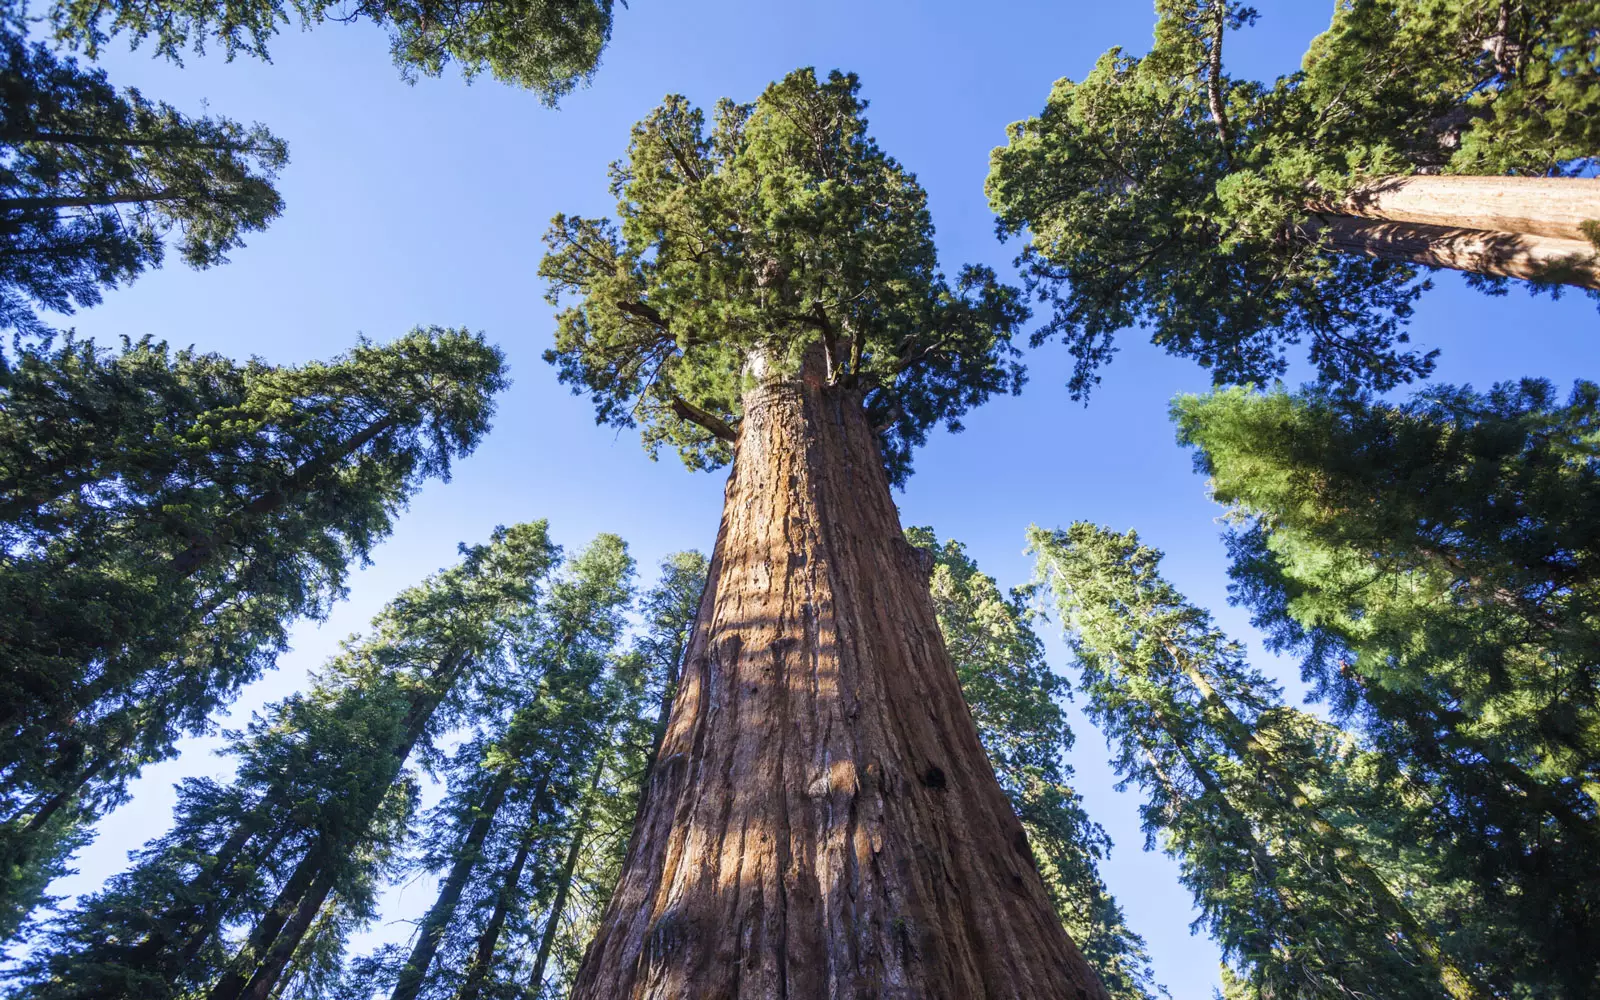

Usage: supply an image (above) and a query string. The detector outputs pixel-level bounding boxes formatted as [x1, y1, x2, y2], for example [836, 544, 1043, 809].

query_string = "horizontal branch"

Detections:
[1315, 175, 1600, 244]
[669, 396, 737, 443]
[1305, 215, 1600, 290]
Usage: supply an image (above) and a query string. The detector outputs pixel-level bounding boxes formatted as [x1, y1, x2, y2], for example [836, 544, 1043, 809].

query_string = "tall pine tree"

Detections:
[343, 533, 638, 1000]
[0, 326, 507, 938]
[540, 67, 1110, 998]
[1175, 380, 1600, 995]
[0, 14, 287, 337]
[908, 526, 1159, 1000]
[13, 520, 560, 1000]
[1031, 522, 1484, 1000]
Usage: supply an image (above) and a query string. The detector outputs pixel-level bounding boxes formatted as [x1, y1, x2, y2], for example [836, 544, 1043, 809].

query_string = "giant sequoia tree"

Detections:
[987, 0, 1600, 396]
[539, 68, 1109, 998]
[0, 326, 506, 932]
[0, 15, 287, 336]
[1175, 380, 1600, 994]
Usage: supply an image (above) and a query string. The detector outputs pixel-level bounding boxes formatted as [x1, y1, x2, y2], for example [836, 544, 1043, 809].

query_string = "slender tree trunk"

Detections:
[1306, 175, 1600, 289]
[7, 749, 111, 836]
[1168, 648, 1480, 1000]
[528, 761, 605, 993]
[168, 817, 292, 971]
[570, 353, 1108, 1000]
[207, 661, 458, 1000]
[455, 819, 541, 1000]
[388, 771, 514, 1000]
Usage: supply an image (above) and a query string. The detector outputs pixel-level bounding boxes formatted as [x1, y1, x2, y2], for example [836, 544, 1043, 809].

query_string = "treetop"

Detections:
[540, 68, 1029, 486]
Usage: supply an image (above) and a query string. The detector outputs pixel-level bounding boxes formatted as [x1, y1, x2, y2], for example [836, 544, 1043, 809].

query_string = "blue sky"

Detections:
[35, 1, 1600, 995]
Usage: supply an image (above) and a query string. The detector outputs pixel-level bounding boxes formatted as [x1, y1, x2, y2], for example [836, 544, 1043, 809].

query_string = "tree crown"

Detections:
[541, 68, 1028, 485]
[987, 0, 1599, 396]
[42, 0, 618, 101]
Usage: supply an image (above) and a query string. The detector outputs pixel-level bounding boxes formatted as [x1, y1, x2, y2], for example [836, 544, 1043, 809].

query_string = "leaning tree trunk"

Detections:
[569, 355, 1108, 1000]
[1308, 174, 1600, 289]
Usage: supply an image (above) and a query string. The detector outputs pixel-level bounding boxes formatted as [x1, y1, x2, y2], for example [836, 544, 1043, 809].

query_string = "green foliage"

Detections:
[44, 0, 618, 100]
[908, 526, 1159, 1000]
[12, 521, 560, 1000]
[540, 67, 1028, 486]
[0, 14, 287, 337]
[1176, 381, 1600, 995]
[1030, 522, 1477, 999]
[0, 326, 507, 934]
[987, 0, 1600, 395]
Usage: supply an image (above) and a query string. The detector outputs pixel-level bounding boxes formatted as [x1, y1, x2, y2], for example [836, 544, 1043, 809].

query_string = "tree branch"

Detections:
[1205, 2, 1232, 152]
[669, 396, 737, 443]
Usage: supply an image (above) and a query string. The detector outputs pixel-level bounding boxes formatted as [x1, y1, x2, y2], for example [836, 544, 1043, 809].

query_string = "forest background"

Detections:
[15, 0, 1597, 996]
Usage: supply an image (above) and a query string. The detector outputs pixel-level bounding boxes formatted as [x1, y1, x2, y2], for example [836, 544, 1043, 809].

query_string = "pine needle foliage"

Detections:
[42, 0, 619, 101]
[1175, 381, 1600, 996]
[0, 13, 287, 337]
[0, 326, 507, 934]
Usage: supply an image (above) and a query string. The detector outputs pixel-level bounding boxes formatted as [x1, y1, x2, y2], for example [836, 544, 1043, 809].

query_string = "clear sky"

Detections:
[35, 1, 1599, 996]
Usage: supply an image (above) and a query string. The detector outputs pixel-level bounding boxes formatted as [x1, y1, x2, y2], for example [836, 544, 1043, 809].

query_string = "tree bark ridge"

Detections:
[569, 357, 1108, 1000]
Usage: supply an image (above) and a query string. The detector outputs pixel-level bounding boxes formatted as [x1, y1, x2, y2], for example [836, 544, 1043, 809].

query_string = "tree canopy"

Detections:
[987, 0, 1600, 397]
[540, 67, 1028, 485]
[0, 16, 287, 337]
[1175, 381, 1600, 995]
[0, 326, 507, 934]
[45, 0, 620, 100]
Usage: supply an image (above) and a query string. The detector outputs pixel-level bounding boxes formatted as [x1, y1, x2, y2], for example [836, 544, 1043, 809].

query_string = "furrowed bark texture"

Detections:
[1303, 174, 1600, 290]
[1310, 215, 1600, 289]
[570, 364, 1108, 1000]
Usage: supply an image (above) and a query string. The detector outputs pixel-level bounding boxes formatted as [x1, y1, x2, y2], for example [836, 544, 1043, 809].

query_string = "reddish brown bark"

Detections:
[570, 356, 1108, 1000]
[1305, 174, 1600, 290]
[1330, 175, 1600, 243]
[1309, 215, 1600, 289]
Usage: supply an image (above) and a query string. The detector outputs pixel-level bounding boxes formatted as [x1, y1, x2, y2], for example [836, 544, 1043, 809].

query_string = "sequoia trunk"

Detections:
[1307, 174, 1600, 290]
[569, 359, 1108, 1000]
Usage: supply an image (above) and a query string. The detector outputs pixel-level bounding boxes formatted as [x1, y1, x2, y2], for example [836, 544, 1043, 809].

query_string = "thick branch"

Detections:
[669, 396, 737, 443]
[1318, 175, 1600, 243]
[616, 299, 671, 330]
[1305, 215, 1600, 290]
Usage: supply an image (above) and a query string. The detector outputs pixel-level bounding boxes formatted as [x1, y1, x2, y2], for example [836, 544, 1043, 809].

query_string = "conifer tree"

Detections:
[0, 330, 507, 938]
[12, 521, 560, 1000]
[0, 14, 288, 337]
[541, 67, 1110, 998]
[344, 534, 636, 1000]
[1175, 380, 1600, 995]
[908, 526, 1159, 1000]
[1030, 522, 1482, 1000]
[987, 0, 1600, 396]
[45, 0, 621, 101]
